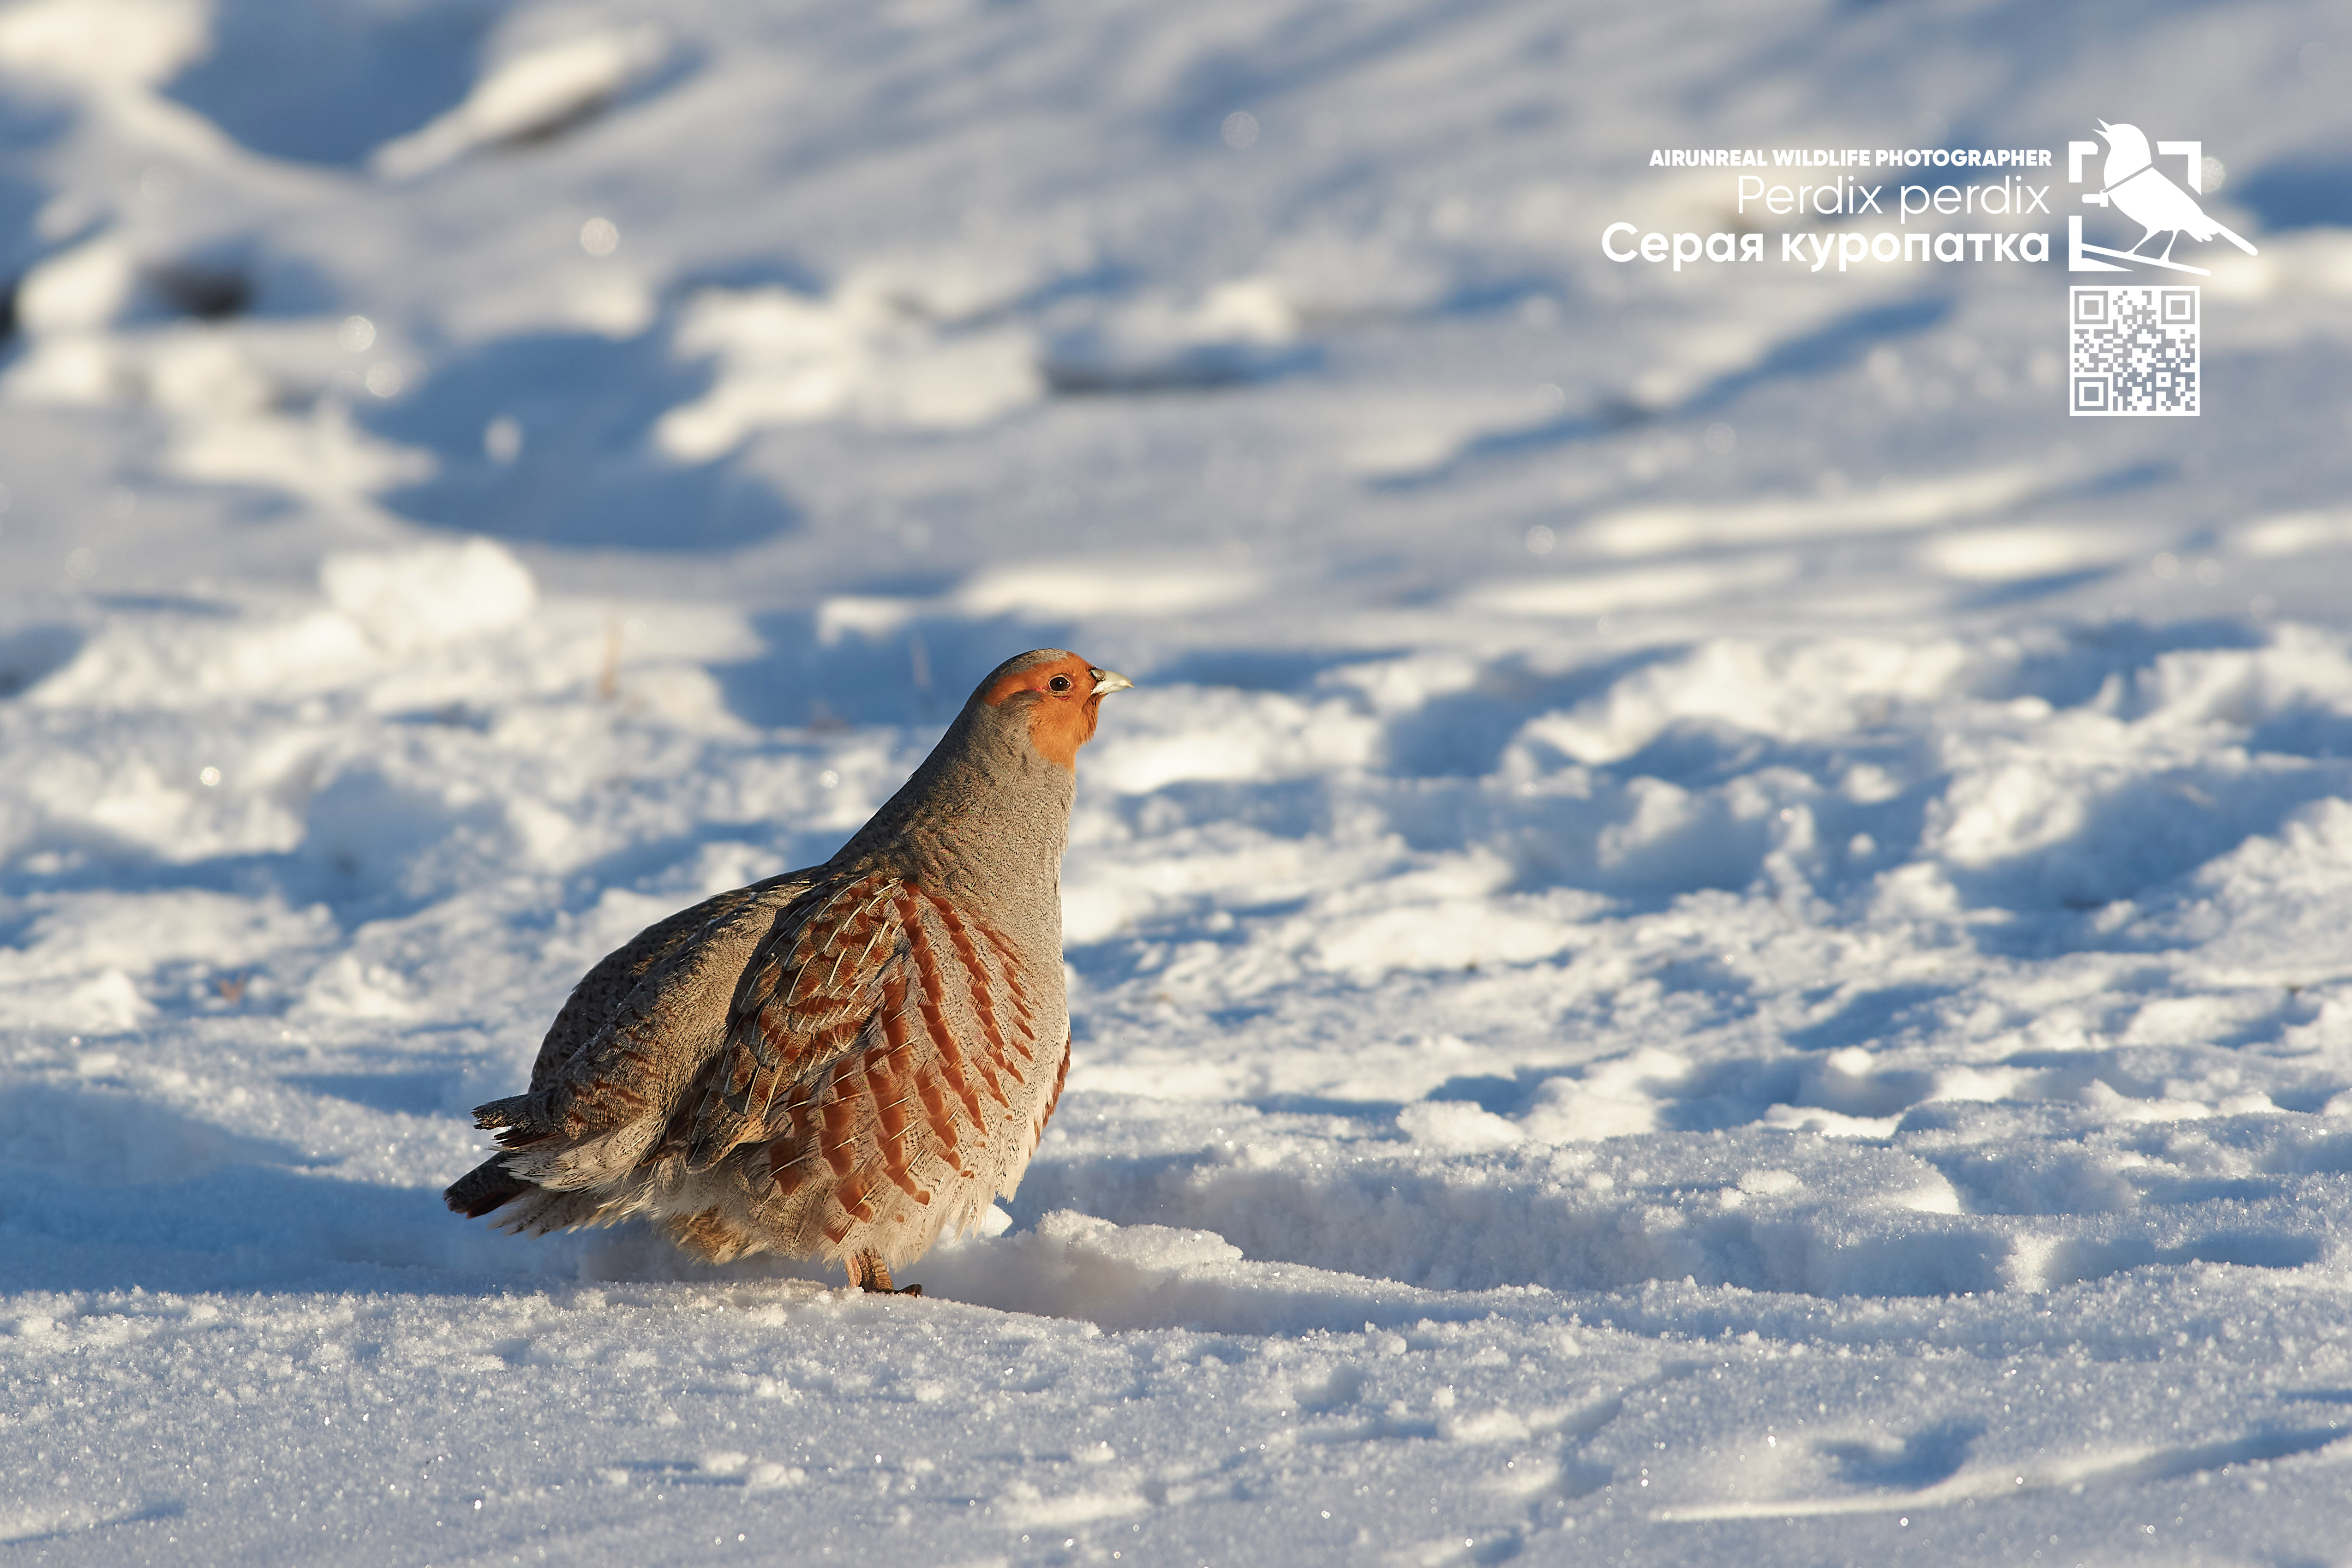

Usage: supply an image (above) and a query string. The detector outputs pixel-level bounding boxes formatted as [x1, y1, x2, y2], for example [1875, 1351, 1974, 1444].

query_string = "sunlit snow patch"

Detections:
[1921, 525, 2135, 582]
[653, 284, 1043, 458]
[0, 0, 208, 90]
[1043, 277, 1307, 393]
[1082, 682, 1370, 796]
[1580, 467, 2048, 557]
[171, 401, 438, 505]
[1518, 635, 1972, 763]
[1517, 1052, 1684, 1143]
[1397, 1101, 1521, 1154]
[319, 538, 538, 652]
[2239, 508, 2352, 556]
[371, 26, 668, 178]
[1463, 555, 1800, 618]
[814, 564, 1260, 654]
[8, 238, 140, 335]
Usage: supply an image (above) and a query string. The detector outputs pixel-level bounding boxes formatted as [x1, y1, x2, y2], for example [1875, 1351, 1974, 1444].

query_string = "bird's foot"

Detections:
[849, 1251, 922, 1297]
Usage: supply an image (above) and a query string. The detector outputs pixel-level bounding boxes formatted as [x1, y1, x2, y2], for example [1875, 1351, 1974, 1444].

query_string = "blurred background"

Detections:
[0, 0, 2346, 721]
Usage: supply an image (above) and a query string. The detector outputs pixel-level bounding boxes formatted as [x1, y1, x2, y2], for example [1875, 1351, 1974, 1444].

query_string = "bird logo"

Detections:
[2069, 121, 2256, 274]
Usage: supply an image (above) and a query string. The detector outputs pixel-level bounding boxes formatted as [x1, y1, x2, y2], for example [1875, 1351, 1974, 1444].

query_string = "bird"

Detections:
[444, 649, 1133, 1295]
[2092, 120, 2256, 263]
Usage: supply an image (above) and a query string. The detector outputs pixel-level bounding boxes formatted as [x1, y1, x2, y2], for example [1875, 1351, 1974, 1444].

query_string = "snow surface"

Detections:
[4, 1, 2352, 1563]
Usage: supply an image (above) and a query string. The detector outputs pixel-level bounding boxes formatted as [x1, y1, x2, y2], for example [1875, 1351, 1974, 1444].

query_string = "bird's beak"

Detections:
[2095, 120, 2112, 138]
[1089, 669, 1134, 696]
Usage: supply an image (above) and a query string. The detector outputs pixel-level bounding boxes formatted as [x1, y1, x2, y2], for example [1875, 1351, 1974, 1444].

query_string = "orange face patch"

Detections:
[982, 653, 1110, 770]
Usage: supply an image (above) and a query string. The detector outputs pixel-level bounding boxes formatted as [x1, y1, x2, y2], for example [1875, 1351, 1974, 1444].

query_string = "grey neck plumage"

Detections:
[832, 701, 1075, 916]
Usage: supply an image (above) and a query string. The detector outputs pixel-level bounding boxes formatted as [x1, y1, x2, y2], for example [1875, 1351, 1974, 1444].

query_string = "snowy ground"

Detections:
[5, 0, 2352, 1563]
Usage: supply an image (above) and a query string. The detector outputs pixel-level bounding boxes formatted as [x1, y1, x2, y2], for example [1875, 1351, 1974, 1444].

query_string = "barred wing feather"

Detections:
[687, 873, 1059, 1257]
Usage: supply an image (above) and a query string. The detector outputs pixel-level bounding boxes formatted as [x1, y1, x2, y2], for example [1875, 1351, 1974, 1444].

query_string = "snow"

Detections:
[3, 0, 2352, 1562]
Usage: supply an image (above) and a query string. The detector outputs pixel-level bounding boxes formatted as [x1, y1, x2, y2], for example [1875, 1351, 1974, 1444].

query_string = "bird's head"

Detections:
[976, 649, 1133, 769]
[2095, 120, 2152, 174]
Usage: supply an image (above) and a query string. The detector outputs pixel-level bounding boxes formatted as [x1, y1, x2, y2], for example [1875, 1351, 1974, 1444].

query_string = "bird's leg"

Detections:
[849, 1250, 922, 1297]
[2159, 230, 2180, 263]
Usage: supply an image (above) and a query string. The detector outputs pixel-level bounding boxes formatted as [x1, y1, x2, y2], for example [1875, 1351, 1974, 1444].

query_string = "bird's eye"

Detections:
[1047, 674, 1073, 694]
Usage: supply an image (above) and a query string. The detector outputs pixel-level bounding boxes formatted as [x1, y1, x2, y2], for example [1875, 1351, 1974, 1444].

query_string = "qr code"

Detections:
[2070, 286, 2198, 416]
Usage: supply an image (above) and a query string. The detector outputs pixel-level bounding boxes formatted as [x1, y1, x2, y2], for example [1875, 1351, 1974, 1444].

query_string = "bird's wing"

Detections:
[473, 876, 811, 1157]
[525, 878, 796, 1090]
[673, 870, 915, 1168]
[676, 873, 1050, 1185]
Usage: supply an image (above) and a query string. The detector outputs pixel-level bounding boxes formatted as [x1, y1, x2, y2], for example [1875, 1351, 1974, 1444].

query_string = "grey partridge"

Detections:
[445, 649, 1132, 1293]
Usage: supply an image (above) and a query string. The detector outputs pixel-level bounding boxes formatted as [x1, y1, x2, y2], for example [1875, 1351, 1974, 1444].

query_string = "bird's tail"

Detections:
[2214, 222, 2258, 256]
[444, 1155, 532, 1218]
